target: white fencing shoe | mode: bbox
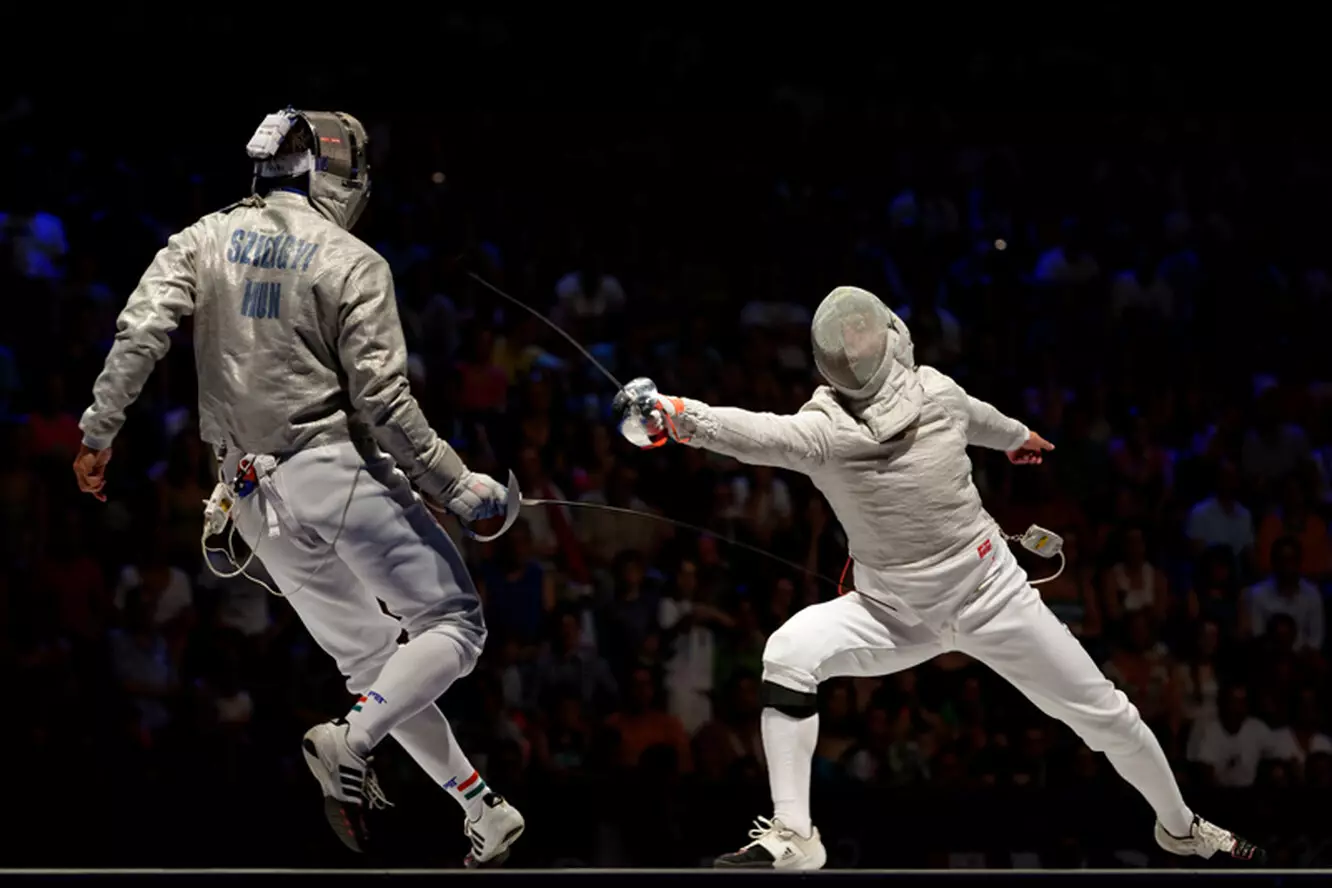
[463,792,526,868]
[301,720,392,853]
[714,816,828,870]
[1155,816,1266,864]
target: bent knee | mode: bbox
[761,621,821,695]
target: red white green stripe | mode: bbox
[351,695,369,713]
[456,770,487,800]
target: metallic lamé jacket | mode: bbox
[79,190,466,500]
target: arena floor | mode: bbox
[1,869,1327,887]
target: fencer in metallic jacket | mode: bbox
[78,110,470,503]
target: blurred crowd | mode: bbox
[3,89,1332,865]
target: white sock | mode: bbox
[344,629,471,758]
[391,703,488,820]
[1105,725,1194,837]
[762,707,818,839]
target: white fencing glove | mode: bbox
[440,470,508,522]
[613,377,692,449]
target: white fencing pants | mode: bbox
[762,540,1193,833]
[230,441,486,700]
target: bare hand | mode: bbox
[73,444,113,501]
[1007,431,1054,466]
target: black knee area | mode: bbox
[761,680,817,719]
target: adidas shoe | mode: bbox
[714,816,827,870]
[1155,816,1267,864]
[301,720,392,853]
[463,792,526,868]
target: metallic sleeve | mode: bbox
[79,223,203,450]
[676,397,832,473]
[337,257,466,501]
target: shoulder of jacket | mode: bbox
[801,386,839,413]
[800,387,846,424]
[916,364,953,391]
[313,232,387,290]
[213,198,256,217]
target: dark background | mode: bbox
[3,13,1331,870]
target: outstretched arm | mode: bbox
[614,379,833,474]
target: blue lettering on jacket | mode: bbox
[228,229,321,273]
[240,279,282,319]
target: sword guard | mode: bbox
[465,470,523,542]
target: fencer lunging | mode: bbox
[615,285,1264,870]
[73,108,524,865]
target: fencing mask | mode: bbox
[811,286,924,441]
[246,108,372,230]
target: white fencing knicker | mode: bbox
[224,440,486,700]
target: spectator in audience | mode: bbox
[455,322,509,416]
[606,665,692,773]
[659,557,730,734]
[154,432,211,565]
[1107,416,1172,512]
[1267,688,1332,770]
[598,550,661,676]
[1185,461,1255,572]
[1032,218,1100,287]
[1243,536,1325,653]
[578,463,663,569]
[551,255,626,332]
[693,672,764,781]
[114,528,196,651]
[1174,620,1226,729]
[27,373,82,464]
[813,681,859,781]
[1102,523,1171,629]
[1186,546,1243,639]
[108,585,180,745]
[1255,475,1330,581]
[1241,389,1312,501]
[732,464,793,546]
[1189,685,1277,788]
[480,519,555,649]
[37,505,110,644]
[1103,609,1176,722]
[515,445,588,582]
[532,692,593,779]
[532,606,618,714]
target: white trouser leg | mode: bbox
[233,487,400,694]
[760,593,945,837]
[234,443,485,753]
[761,592,944,695]
[956,546,1194,835]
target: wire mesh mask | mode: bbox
[811,287,898,398]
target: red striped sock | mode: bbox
[449,770,489,817]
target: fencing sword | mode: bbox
[465,271,627,392]
[520,496,853,591]
[450,270,856,591]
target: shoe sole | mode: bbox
[323,795,368,854]
[713,859,775,869]
[465,823,526,869]
[303,735,369,854]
